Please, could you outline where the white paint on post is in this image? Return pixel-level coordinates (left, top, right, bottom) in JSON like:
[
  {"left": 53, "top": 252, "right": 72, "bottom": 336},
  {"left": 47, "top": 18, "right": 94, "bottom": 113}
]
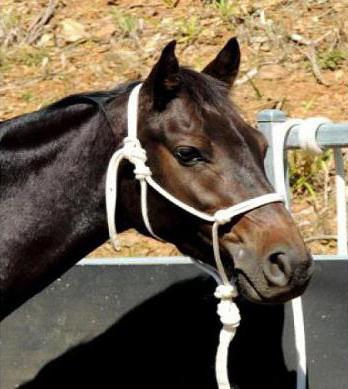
[{"left": 334, "top": 148, "right": 348, "bottom": 255}]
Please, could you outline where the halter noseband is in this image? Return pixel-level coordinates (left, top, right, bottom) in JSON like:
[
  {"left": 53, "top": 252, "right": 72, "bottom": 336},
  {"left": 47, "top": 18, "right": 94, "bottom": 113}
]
[{"left": 105, "top": 83, "right": 284, "bottom": 389}]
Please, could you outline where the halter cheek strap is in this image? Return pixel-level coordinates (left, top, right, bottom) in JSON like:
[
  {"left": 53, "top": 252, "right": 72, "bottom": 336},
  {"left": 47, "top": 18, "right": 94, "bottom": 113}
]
[{"left": 105, "top": 83, "right": 284, "bottom": 389}]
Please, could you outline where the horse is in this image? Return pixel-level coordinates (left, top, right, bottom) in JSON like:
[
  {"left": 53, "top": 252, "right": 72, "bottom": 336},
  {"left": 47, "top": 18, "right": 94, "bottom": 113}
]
[{"left": 0, "top": 37, "right": 313, "bottom": 320}]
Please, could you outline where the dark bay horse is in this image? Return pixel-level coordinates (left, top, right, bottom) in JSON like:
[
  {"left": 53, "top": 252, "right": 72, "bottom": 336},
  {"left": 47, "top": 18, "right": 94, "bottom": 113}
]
[{"left": 0, "top": 38, "right": 313, "bottom": 320}]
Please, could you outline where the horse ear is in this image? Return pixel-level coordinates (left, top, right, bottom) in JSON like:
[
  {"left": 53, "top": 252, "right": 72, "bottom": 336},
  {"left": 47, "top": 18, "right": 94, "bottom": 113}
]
[
  {"left": 143, "top": 40, "right": 180, "bottom": 110},
  {"left": 202, "top": 37, "right": 240, "bottom": 87}
]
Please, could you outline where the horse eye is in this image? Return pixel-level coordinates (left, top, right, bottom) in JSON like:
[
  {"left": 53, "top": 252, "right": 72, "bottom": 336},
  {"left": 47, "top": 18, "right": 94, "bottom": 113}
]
[{"left": 173, "top": 146, "right": 204, "bottom": 166}]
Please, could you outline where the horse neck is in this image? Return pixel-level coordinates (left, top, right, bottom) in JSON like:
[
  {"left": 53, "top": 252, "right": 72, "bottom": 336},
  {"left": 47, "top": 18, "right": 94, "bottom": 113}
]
[{"left": 0, "top": 98, "right": 131, "bottom": 317}]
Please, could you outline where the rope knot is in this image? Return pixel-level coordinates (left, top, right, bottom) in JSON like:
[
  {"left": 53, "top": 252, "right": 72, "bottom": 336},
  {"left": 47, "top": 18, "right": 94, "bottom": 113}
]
[
  {"left": 134, "top": 166, "right": 152, "bottom": 180},
  {"left": 215, "top": 284, "right": 240, "bottom": 327},
  {"left": 216, "top": 299, "right": 240, "bottom": 327},
  {"left": 214, "top": 284, "right": 237, "bottom": 299},
  {"left": 214, "top": 210, "right": 232, "bottom": 225},
  {"left": 123, "top": 137, "right": 146, "bottom": 161},
  {"left": 122, "top": 137, "right": 152, "bottom": 180}
]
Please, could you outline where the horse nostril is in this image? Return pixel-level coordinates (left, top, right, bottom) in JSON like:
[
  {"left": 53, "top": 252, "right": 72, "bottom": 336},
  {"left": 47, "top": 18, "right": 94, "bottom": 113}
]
[{"left": 264, "top": 252, "right": 291, "bottom": 287}]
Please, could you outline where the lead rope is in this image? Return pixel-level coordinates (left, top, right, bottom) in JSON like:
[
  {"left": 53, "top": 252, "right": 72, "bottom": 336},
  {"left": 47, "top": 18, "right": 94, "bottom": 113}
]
[
  {"left": 212, "top": 221, "right": 240, "bottom": 389},
  {"left": 105, "top": 83, "right": 284, "bottom": 389}
]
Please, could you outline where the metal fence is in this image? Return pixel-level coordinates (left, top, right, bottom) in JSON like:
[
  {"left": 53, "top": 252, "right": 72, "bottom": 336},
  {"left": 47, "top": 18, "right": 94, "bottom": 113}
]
[{"left": 258, "top": 109, "right": 347, "bottom": 261}]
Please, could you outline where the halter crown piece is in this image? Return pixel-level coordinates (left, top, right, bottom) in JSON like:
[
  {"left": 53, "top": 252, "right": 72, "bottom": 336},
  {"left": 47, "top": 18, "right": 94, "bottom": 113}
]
[{"left": 105, "top": 83, "right": 284, "bottom": 389}]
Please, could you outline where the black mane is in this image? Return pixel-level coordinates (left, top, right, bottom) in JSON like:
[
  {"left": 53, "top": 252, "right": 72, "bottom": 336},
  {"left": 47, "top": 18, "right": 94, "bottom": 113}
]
[
  {"left": 48, "top": 81, "right": 141, "bottom": 111},
  {"left": 0, "top": 81, "right": 139, "bottom": 142},
  {"left": 1, "top": 66, "right": 230, "bottom": 128},
  {"left": 178, "top": 68, "right": 244, "bottom": 129},
  {"left": 0, "top": 67, "right": 236, "bottom": 149},
  {"left": 179, "top": 67, "right": 230, "bottom": 110}
]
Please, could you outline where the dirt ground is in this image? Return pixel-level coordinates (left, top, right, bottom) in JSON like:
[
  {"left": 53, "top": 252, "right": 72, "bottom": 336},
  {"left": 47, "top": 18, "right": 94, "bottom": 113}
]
[{"left": 1, "top": 0, "right": 347, "bottom": 257}]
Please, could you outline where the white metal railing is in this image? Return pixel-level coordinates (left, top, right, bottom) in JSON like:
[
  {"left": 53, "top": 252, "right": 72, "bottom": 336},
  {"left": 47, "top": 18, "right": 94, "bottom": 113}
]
[
  {"left": 257, "top": 109, "right": 347, "bottom": 260},
  {"left": 257, "top": 109, "right": 348, "bottom": 389}
]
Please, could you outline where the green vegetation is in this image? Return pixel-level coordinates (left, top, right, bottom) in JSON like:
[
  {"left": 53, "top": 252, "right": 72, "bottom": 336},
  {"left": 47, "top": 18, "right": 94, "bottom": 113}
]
[
  {"left": 20, "top": 91, "right": 34, "bottom": 102},
  {"left": 0, "top": 5, "right": 22, "bottom": 47},
  {"left": 0, "top": 48, "right": 9, "bottom": 71},
  {"left": 0, "top": 46, "right": 49, "bottom": 74},
  {"left": 319, "top": 49, "right": 348, "bottom": 71},
  {"left": 161, "top": 0, "right": 178, "bottom": 8},
  {"left": 110, "top": 7, "right": 139, "bottom": 38},
  {"left": 211, "top": 0, "right": 238, "bottom": 23},
  {"left": 5, "top": 46, "right": 48, "bottom": 67},
  {"left": 177, "top": 16, "right": 202, "bottom": 45},
  {"left": 301, "top": 98, "right": 316, "bottom": 112},
  {"left": 288, "top": 150, "right": 332, "bottom": 198}
]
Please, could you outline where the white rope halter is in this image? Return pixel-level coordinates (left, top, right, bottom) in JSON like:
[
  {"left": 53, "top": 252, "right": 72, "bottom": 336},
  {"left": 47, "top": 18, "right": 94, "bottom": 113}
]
[{"left": 105, "top": 83, "right": 284, "bottom": 389}]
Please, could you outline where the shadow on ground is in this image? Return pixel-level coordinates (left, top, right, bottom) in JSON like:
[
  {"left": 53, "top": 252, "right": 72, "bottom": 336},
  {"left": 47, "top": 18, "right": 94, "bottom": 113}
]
[{"left": 19, "top": 276, "right": 295, "bottom": 389}]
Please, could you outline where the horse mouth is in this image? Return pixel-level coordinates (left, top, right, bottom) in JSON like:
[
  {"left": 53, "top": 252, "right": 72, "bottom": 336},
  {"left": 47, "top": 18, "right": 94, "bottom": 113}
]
[
  {"left": 180, "top": 230, "right": 310, "bottom": 304},
  {"left": 222, "top": 241, "right": 311, "bottom": 304},
  {"left": 217, "top": 249, "right": 273, "bottom": 303},
  {"left": 234, "top": 269, "right": 309, "bottom": 304},
  {"left": 234, "top": 271, "right": 275, "bottom": 303}
]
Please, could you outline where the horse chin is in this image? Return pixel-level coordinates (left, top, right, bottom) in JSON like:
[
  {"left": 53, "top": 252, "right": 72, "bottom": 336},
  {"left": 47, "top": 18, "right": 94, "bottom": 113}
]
[
  {"left": 235, "top": 273, "right": 265, "bottom": 303},
  {"left": 174, "top": 236, "right": 307, "bottom": 304},
  {"left": 235, "top": 271, "right": 307, "bottom": 305}
]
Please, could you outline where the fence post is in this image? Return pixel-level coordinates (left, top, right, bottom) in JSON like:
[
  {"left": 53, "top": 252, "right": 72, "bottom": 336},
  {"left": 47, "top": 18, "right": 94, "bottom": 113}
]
[
  {"left": 257, "top": 109, "right": 307, "bottom": 389},
  {"left": 257, "top": 109, "right": 287, "bottom": 187}
]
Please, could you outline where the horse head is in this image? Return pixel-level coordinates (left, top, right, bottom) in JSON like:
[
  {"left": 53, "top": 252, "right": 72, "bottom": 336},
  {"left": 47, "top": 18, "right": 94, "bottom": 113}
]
[{"left": 119, "top": 38, "right": 313, "bottom": 304}]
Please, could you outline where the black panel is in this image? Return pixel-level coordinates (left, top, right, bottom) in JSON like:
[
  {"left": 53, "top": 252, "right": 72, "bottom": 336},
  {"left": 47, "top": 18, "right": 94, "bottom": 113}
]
[{"left": 1, "top": 262, "right": 347, "bottom": 389}]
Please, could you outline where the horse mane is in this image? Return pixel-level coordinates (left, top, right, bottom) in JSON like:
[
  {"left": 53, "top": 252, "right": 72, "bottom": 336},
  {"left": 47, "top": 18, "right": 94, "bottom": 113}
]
[
  {"left": 0, "top": 81, "right": 140, "bottom": 145},
  {"left": 48, "top": 81, "right": 140, "bottom": 111},
  {"left": 178, "top": 68, "right": 246, "bottom": 130},
  {"left": 179, "top": 67, "right": 229, "bottom": 109},
  {"left": 0, "top": 67, "right": 242, "bottom": 148}
]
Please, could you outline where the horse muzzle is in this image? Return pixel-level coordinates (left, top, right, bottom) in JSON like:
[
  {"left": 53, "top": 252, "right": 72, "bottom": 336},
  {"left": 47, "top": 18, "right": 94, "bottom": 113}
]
[{"left": 233, "top": 246, "right": 313, "bottom": 303}]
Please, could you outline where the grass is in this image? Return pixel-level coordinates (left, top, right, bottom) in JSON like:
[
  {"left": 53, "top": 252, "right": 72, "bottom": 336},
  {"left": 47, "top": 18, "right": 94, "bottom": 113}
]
[
  {"left": 2, "top": 46, "right": 49, "bottom": 69},
  {"left": 288, "top": 149, "right": 332, "bottom": 199},
  {"left": 110, "top": 7, "right": 139, "bottom": 38},
  {"left": 211, "top": 0, "right": 238, "bottom": 23},
  {"left": 161, "top": 0, "right": 178, "bottom": 7},
  {"left": 0, "top": 48, "right": 10, "bottom": 71},
  {"left": 20, "top": 91, "right": 34, "bottom": 102},
  {"left": 301, "top": 97, "right": 316, "bottom": 112},
  {"left": 0, "top": 46, "right": 49, "bottom": 75},
  {"left": 319, "top": 49, "right": 348, "bottom": 71},
  {"left": 0, "top": 5, "right": 22, "bottom": 47},
  {"left": 177, "top": 16, "right": 202, "bottom": 46}
]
